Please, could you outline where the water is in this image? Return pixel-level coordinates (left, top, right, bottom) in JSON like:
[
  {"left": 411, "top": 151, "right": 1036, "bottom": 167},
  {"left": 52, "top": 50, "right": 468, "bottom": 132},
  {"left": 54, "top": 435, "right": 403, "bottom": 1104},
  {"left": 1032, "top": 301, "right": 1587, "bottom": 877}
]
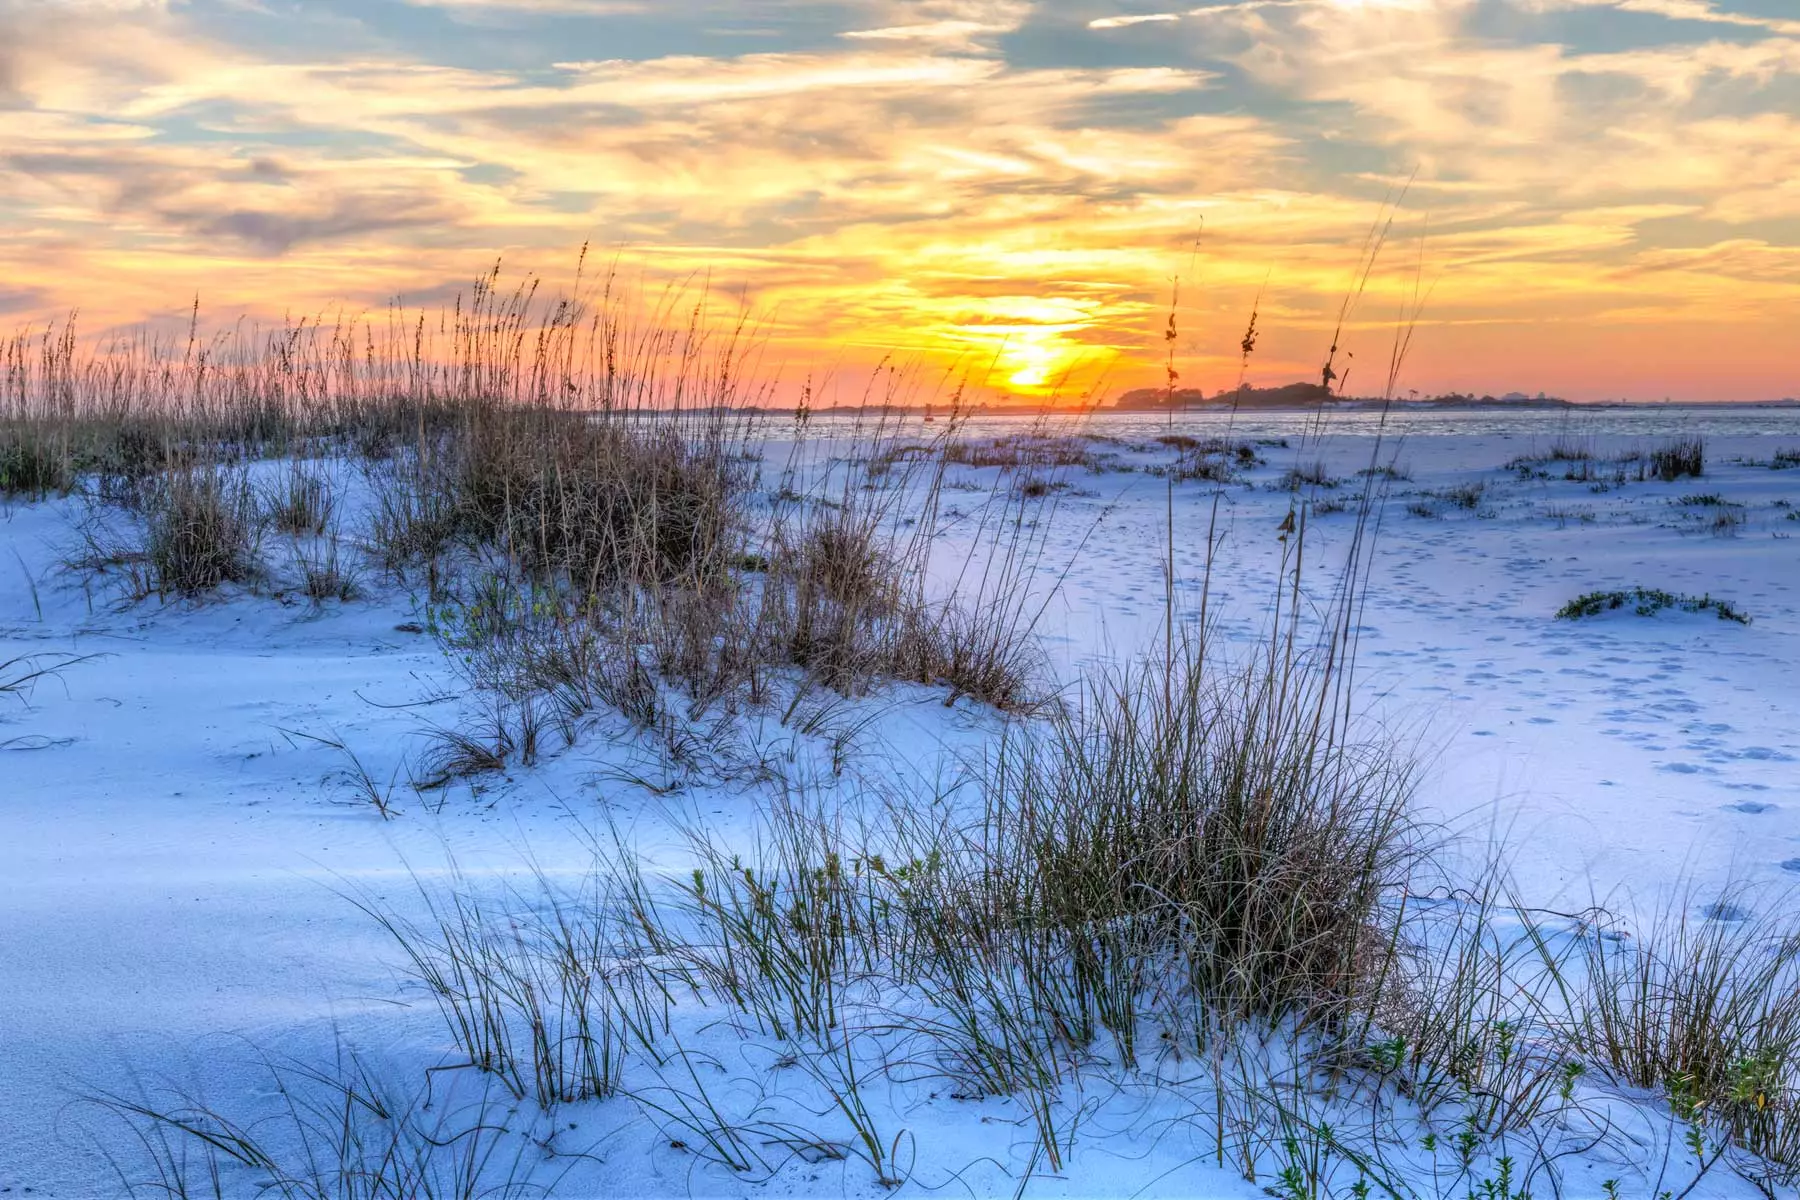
[{"left": 946, "top": 404, "right": 1800, "bottom": 443}]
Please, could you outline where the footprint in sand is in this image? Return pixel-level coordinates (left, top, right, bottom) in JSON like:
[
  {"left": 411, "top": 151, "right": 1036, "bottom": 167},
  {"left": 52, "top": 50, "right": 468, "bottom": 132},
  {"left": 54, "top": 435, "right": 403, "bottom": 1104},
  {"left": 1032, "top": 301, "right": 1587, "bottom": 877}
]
[
  {"left": 1737, "top": 746, "right": 1795, "bottom": 762},
  {"left": 1727, "top": 801, "right": 1776, "bottom": 814}
]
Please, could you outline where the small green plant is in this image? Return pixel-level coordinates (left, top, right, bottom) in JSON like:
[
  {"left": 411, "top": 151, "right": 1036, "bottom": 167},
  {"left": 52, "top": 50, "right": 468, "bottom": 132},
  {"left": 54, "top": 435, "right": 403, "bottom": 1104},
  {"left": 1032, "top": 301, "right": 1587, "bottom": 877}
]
[{"left": 1557, "top": 588, "right": 1749, "bottom": 624}]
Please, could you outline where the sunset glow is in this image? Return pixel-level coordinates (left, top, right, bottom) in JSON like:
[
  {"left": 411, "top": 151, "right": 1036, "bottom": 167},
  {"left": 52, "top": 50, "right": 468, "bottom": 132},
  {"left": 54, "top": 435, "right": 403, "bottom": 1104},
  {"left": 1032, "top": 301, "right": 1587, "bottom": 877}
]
[{"left": 3, "top": 0, "right": 1797, "bottom": 401}]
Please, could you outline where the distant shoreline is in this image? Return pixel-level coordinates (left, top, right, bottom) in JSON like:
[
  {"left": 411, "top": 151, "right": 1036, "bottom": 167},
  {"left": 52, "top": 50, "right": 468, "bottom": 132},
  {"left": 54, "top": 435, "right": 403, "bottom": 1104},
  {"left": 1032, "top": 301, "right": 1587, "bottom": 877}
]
[{"left": 777, "top": 397, "right": 1800, "bottom": 417}]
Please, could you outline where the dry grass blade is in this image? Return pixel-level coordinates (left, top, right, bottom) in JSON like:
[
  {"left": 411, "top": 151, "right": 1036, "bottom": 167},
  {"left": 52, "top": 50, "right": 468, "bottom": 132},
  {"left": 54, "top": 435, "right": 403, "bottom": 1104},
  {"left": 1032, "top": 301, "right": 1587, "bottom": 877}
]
[{"left": 1, "top": 651, "right": 100, "bottom": 702}]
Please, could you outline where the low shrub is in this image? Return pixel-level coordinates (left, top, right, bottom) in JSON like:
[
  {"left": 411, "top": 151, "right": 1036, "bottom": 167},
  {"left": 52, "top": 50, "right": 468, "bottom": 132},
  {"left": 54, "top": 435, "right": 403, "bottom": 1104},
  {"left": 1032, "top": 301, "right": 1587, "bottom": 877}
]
[{"left": 1557, "top": 588, "right": 1749, "bottom": 624}]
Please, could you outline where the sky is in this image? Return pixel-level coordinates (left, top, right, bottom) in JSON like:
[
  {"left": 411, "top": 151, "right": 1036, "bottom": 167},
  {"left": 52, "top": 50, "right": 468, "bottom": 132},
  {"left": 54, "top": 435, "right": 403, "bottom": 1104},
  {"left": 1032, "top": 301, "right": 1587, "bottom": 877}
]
[{"left": 2, "top": 0, "right": 1797, "bottom": 403}]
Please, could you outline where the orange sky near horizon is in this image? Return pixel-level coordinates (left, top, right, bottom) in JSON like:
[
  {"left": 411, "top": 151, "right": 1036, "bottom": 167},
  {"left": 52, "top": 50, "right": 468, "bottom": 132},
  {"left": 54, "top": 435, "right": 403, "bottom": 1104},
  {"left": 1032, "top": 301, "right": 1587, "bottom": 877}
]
[{"left": 2, "top": 0, "right": 1797, "bottom": 403}]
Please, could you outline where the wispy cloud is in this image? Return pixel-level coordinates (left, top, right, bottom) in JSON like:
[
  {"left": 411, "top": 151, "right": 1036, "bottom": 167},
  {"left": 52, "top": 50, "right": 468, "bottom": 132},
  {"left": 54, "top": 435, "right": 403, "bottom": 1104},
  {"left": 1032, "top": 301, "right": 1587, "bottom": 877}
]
[{"left": 1088, "top": 14, "right": 1182, "bottom": 29}]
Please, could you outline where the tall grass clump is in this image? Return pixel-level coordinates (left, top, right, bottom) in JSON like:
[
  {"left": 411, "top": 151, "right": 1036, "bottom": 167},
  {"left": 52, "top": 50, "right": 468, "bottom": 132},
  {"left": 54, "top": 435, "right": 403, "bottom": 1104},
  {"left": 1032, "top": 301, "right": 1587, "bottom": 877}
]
[
  {"left": 1573, "top": 894, "right": 1800, "bottom": 1184},
  {"left": 143, "top": 469, "right": 263, "bottom": 597},
  {"left": 262, "top": 463, "right": 334, "bottom": 536},
  {"left": 1650, "top": 436, "right": 1705, "bottom": 481},
  {"left": 410, "top": 391, "right": 1054, "bottom": 779},
  {"left": 79, "top": 466, "right": 263, "bottom": 599},
  {"left": 977, "top": 635, "right": 1419, "bottom": 1040},
  {"left": 0, "top": 423, "right": 74, "bottom": 498}
]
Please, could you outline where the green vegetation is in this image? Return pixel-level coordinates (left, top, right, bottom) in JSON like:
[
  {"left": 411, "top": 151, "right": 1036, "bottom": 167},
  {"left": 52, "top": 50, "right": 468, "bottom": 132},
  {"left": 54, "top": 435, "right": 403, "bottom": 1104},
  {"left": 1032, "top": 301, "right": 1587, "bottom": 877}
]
[{"left": 1557, "top": 588, "right": 1750, "bottom": 624}]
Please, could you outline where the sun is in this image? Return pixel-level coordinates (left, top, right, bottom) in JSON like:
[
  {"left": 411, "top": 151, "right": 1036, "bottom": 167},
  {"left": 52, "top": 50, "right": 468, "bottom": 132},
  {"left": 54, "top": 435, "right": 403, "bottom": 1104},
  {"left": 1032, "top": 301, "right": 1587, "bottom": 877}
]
[
  {"left": 1002, "top": 336, "right": 1063, "bottom": 390},
  {"left": 942, "top": 296, "right": 1108, "bottom": 396}
]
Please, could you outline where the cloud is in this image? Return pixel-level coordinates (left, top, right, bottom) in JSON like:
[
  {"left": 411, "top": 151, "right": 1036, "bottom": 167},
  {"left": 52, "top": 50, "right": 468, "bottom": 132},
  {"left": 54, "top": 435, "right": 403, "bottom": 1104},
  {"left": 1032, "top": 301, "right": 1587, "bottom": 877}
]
[
  {"left": 0, "top": 284, "right": 48, "bottom": 315},
  {"left": 1, "top": 142, "right": 469, "bottom": 256},
  {"left": 1534, "top": 0, "right": 1800, "bottom": 37},
  {"left": 185, "top": 201, "right": 451, "bottom": 255},
  {"left": 1089, "top": 14, "right": 1182, "bottom": 29}
]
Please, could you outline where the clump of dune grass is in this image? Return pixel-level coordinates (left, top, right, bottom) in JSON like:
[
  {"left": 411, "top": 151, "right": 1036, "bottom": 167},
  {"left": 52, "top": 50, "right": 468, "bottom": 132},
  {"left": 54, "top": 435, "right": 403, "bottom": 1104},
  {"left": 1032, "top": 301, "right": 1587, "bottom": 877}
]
[
  {"left": 1651, "top": 436, "right": 1705, "bottom": 481},
  {"left": 1424, "top": 481, "right": 1485, "bottom": 511},
  {"left": 143, "top": 469, "right": 263, "bottom": 597},
  {"left": 1572, "top": 891, "right": 1800, "bottom": 1186},
  {"left": 976, "top": 634, "right": 1420, "bottom": 1040},
  {"left": 395, "top": 383, "right": 1054, "bottom": 781},
  {"left": 292, "top": 531, "right": 360, "bottom": 605},
  {"left": 1162, "top": 436, "right": 1262, "bottom": 484},
  {"left": 1557, "top": 588, "right": 1749, "bottom": 624},
  {"left": 0, "top": 424, "right": 74, "bottom": 499},
  {"left": 1280, "top": 459, "right": 1340, "bottom": 490},
  {"left": 78, "top": 466, "right": 263, "bottom": 600},
  {"left": 945, "top": 433, "right": 1093, "bottom": 472},
  {"left": 263, "top": 463, "right": 334, "bottom": 536}
]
